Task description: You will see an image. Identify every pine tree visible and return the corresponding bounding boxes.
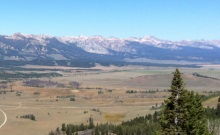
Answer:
[160,69,186,134]
[94,127,99,135]
[183,91,210,135]
[88,117,94,129]
[216,97,220,117]
[61,123,66,131]
[160,69,211,135]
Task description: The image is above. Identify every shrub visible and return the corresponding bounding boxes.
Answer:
[33,91,40,95]
[70,97,75,101]
[98,91,104,94]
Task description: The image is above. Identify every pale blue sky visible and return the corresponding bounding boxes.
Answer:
[0,0,220,40]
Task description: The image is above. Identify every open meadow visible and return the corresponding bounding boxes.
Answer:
[0,65,219,135]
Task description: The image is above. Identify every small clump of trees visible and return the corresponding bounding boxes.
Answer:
[0,72,63,80]
[193,72,220,80]
[98,90,104,94]
[20,114,36,121]
[24,79,65,88]
[69,81,81,89]
[70,97,75,101]
[140,90,156,94]
[126,90,137,94]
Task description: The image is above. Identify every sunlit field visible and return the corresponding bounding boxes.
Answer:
[0,65,219,135]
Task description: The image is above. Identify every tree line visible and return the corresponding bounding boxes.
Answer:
[49,111,161,135]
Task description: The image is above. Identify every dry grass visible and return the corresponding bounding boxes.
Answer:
[203,96,219,108]
[0,65,219,135]
[104,113,126,122]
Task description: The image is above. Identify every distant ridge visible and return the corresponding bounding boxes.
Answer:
[0,33,220,66]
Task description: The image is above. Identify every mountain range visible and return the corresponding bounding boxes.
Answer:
[0,33,220,67]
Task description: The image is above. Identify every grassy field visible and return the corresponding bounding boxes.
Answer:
[0,65,219,135]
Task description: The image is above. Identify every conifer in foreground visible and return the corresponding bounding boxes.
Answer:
[160,69,211,135]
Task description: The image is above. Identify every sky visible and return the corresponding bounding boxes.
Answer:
[0,0,220,41]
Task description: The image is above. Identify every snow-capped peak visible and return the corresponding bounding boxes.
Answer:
[2,33,220,54]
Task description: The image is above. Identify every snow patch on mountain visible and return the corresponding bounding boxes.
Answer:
[1,33,220,57]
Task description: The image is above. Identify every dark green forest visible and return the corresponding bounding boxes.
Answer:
[0,60,200,69]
